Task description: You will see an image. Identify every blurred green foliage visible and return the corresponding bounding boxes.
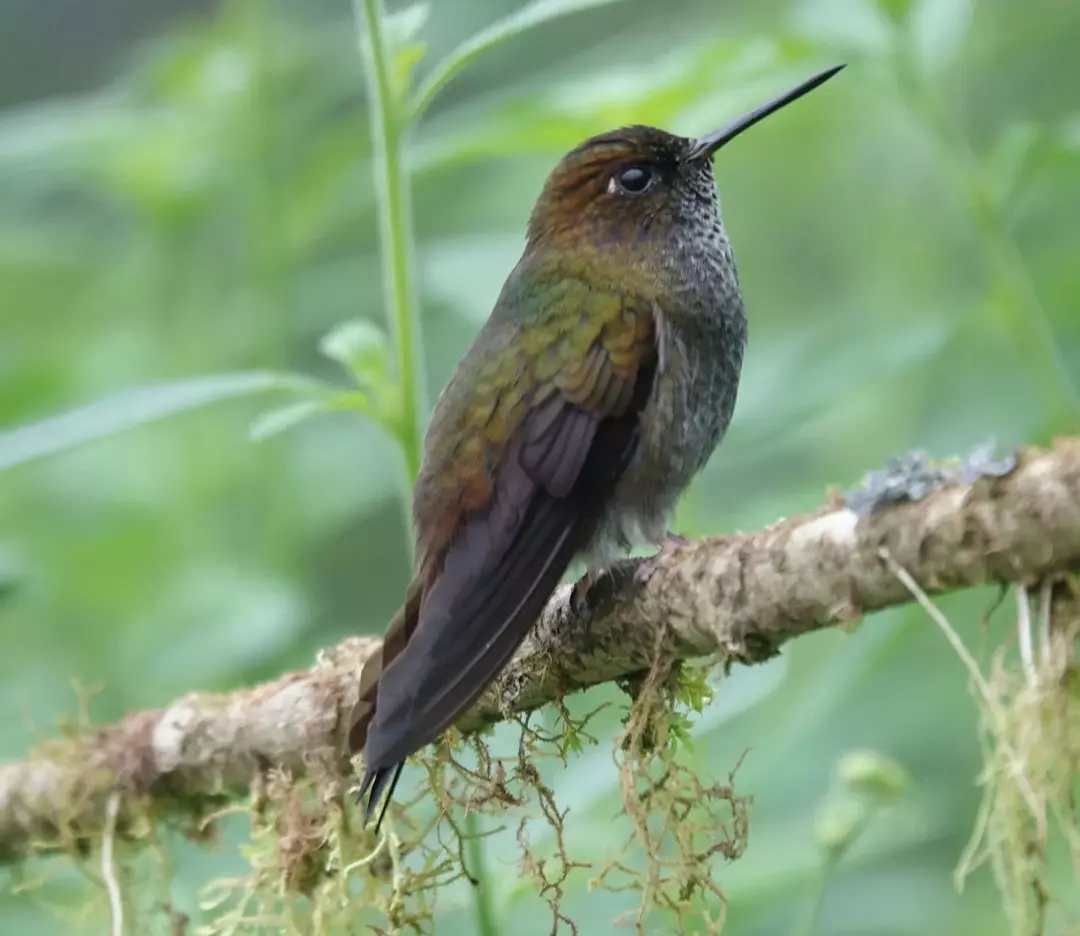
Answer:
[1,0,1079,933]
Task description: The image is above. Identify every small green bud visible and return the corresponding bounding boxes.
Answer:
[814,797,869,853]
[836,749,910,803]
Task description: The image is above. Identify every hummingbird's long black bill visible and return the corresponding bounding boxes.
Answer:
[683,63,845,163]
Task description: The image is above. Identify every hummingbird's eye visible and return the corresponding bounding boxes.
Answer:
[611,165,654,195]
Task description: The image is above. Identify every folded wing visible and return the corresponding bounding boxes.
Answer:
[352,284,658,825]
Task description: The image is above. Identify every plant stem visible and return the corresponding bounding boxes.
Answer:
[355,0,428,527]
[353,2,495,929]
[791,851,838,936]
[465,811,499,936]
[790,855,829,936]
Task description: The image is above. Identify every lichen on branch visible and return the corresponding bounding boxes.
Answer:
[3,439,1080,869]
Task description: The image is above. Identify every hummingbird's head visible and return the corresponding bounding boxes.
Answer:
[525,64,844,270]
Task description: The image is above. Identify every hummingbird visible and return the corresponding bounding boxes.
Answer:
[348,64,844,830]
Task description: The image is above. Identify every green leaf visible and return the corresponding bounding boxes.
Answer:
[408,0,627,123]
[385,2,431,101]
[249,399,328,441]
[420,236,522,322]
[319,319,390,384]
[0,93,136,167]
[97,113,221,224]
[1058,112,1080,152]
[383,1,430,46]
[789,0,891,56]
[318,320,403,435]
[878,0,915,26]
[986,122,1040,208]
[125,562,307,696]
[909,0,974,74]
[395,42,429,102]
[0,544,22,604]
[410,36,813,171]
[0,371,307,472]
[729,311,954,450]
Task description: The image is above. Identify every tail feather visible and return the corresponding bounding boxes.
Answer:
[349,579,423,832]
[357,762,405,834]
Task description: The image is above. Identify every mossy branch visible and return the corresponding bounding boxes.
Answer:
[3,438,1080,866]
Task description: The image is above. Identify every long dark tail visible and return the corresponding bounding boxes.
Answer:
[349,579,423,833]
[357,762,405,834]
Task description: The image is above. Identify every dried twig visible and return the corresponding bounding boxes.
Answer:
[102,790,123,936]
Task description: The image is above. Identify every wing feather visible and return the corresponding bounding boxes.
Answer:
[355,280,659,823]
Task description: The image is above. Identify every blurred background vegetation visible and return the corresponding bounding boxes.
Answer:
[1,0,1079,933]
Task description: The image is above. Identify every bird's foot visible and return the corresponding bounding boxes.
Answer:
[634,531,689,587]
[571,566,609,614]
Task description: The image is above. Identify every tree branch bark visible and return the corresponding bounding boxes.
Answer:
[3,439,1080,865]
